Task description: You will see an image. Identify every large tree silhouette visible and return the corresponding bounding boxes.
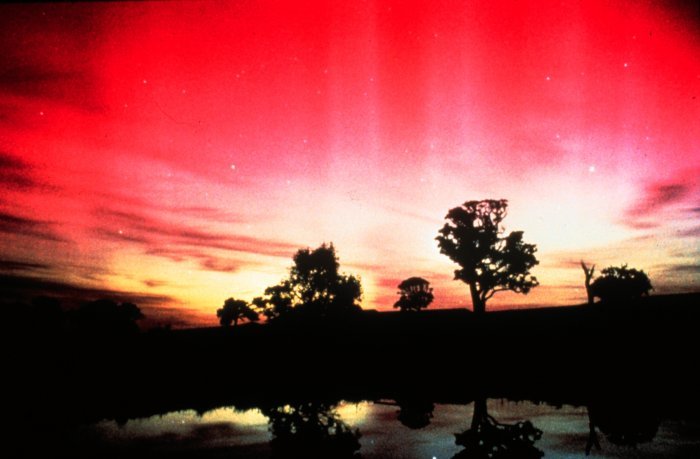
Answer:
[217,297,259,327]
[436,199,539,314]
[394,277,434,312]
[254,243,362,321]
[589,264,653,303]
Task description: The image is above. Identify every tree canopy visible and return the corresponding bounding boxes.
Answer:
[394,277,434,312]
[589,264,653,303]
[217,298,259,327]
[253,243,362,321]
[436,199,539,314]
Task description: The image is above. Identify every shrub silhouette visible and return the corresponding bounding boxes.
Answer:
[394,277,434,312]
[436,199,539,314]
[72,298,144,337]
[589,265,653,302]
[217,298,259,327]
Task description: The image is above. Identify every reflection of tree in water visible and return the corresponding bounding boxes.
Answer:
[397,399,435,429]
[586,399,660,455]
[452,398,543,459]
[261,401,361,458]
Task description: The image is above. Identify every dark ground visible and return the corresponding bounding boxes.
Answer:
[8,293,700,458]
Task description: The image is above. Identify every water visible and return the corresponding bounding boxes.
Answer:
[68,399,700,458]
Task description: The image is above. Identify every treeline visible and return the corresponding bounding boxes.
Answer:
[14,296,144,340]
[216,198,654,327]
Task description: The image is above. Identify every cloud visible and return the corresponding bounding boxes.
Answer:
[0,258,51,273]
[654,263,700,276]
[0,267,215,329]
[0,151,38,190]
[0,211,66,242]
[624,169,700,229]
[0,272,173,307]
[92,191,246,224]
[93,209,300,261]
[138,305,213,329]
[142,279,167,288]
[678,226,700,238]
[627,183,689,221]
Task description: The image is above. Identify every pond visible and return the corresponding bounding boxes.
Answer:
[55,399,700,458]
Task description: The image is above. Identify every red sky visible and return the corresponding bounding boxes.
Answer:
[1,1,699,327]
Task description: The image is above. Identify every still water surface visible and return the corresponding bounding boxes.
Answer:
[75,399,700,458]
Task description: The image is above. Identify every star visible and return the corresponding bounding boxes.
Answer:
[545,75,551,81]
[623,62,629,68]
[588,165,596,173]
[39,111,44,116]
[142,79,148,84]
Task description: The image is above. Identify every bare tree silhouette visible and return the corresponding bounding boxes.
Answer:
[581,261,595,305]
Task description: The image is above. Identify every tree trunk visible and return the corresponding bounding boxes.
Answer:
[471,397,488,429]
[581,261,595,305]
[469,283,485,314]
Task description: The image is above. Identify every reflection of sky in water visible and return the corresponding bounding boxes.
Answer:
[87,400,700,458]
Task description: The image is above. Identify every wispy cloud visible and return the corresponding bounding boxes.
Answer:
[624,168,700,229]
[0,272,210,328]
[0,151,38,190]
[0,272,173,307]
[91,208,298,273]
[627,183,689,220]
[142,279,167,288]
[0,258,51,273]
[0,211,65,242]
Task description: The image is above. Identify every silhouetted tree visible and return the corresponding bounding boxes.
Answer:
[253,282,294,321]
[581,261,595,305]
[436,199,539,314]
[589,265,653,303]
[217,297,259,327]
[72,299,144,337]
[261,401,361,458]
[255,243,362,321]
[453,398,543,459]
[394,277,434,312]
